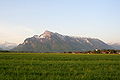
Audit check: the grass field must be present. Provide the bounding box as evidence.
[0,53,120,80]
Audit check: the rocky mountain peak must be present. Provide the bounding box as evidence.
[44,30,53,34]
[39,30,54,38]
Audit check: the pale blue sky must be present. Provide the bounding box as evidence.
[0,0,120,44]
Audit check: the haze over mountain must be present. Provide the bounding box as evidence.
[109,43,120,50]
[0,42,17,50]
[13,31,113,52]
[0,48,3,50]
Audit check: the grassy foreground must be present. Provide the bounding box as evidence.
[0,53,120,80]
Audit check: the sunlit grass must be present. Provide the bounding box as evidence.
[0,53,120,80]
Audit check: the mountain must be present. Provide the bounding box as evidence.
[109,43,120,50]
[13,31,113,52]
[0,42,17,50]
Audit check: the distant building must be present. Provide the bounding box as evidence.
[95,49,98,51]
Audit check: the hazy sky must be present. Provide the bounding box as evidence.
[0,0,120,44]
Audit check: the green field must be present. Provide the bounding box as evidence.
[0,53,120,80]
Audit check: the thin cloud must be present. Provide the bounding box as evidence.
[0,23,34,44]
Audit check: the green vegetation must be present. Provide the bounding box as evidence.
[0,53,120,80]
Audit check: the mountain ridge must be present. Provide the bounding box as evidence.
[12,31,113,52]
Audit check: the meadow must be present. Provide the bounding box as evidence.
[0,53,120,80]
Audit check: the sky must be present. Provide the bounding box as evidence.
[0,0,120,44]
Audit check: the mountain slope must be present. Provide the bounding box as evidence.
[13,31,113,52]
